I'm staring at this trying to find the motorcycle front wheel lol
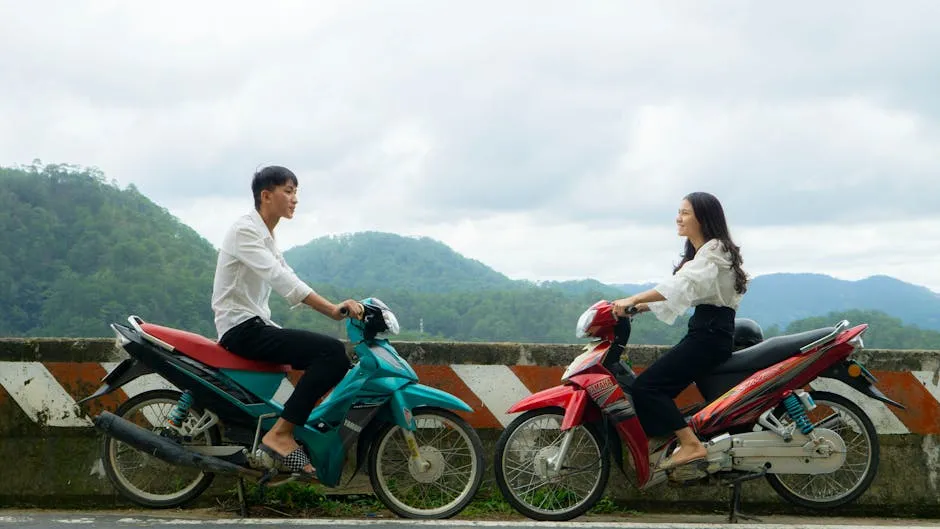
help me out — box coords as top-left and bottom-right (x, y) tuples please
(368, 407), (485, 519)
(494, 407), (610, 521)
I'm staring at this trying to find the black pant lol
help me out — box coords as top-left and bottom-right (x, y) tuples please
(632, 305), (735, 437)
(219, 317), (351, 426)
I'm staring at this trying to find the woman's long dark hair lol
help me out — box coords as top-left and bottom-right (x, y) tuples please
(674, 192), (748, 294)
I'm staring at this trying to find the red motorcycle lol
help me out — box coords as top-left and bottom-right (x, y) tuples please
(493, 301), (904, 522)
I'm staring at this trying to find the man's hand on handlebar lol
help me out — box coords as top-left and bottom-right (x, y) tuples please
(336, 299), (365, 320)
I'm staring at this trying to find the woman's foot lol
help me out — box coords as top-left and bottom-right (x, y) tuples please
(673, 443), (708, 464)
(659, 426), (708, 470)
(660, 443), (708, 469)
(261, 430), (315, 474)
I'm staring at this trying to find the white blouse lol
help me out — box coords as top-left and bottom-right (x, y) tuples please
(647, 239), (744, 325)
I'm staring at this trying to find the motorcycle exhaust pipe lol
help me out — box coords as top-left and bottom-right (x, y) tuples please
(94, 411), (264, 479)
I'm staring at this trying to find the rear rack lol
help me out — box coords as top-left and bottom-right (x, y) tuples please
(799, 319), (850, 353)
(127, 315), (176, 352)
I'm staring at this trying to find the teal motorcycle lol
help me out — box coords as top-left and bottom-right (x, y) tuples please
(79, 298), (485, 518)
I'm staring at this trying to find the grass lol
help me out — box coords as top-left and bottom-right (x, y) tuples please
(218, 480), (644, 519)
(456, 485), (519, 519)
(218, 482), (385, 518)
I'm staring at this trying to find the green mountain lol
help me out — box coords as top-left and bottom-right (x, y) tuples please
(772, 309), (940, 350)
(3, 163), (940, 350)
(285, 233), (940, 333)
(739, 273), (940, 331)
(533, 279), (635, 299)
(283, 232), (515, 293)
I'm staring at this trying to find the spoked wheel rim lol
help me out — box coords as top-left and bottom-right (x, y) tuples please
(500, 412), (605, 516)
(772, 396), (875, 503)
(107, 395), (214, 503)
(373, 411), (481, 517)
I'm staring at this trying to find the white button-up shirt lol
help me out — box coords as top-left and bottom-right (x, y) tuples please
(211, 209), (314, 340)
(648, 239), (745, 325)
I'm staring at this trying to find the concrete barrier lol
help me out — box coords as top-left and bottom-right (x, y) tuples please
(1, 337), (939, 514)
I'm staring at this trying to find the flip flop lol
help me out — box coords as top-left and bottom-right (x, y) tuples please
(666, 458), (710, 483)
(657, 454), (707, 471)
(258, 443), (317, 479)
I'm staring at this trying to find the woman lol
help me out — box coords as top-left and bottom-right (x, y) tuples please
(613, 192), (748, 470)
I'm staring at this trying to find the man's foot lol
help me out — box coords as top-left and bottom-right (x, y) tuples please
(261, 431), (315, 474)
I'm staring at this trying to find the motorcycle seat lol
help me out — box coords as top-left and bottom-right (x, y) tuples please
(711, 327), (835, 374)
(140, 322), (292, 373)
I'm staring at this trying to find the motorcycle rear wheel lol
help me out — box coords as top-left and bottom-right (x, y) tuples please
(101, 389), (222, 508)
(765, 390), (880, 509)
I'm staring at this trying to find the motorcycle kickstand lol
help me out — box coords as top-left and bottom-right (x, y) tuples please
(727, 470), (766, 524)
(236, 478), (249, 518)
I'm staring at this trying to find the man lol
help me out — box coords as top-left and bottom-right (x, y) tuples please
(212, 165), (364, 477)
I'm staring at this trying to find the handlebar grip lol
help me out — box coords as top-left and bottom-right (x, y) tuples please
(339, 307), (349, 316)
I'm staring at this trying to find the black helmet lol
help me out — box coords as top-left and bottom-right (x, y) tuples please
(733, 318), (764, 350)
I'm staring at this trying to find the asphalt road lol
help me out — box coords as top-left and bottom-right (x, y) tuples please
(2, 512), (940, 529)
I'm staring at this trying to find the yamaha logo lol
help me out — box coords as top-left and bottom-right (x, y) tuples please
(587, 378), (614, 393)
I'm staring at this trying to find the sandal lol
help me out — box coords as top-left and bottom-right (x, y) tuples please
(657, 454), (706, 471)
(666, 458), (709, 483)
(258, 443), (317, 479)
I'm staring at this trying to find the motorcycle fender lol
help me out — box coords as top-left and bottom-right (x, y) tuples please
(506, 385), (593, 431)
(76, 359), (154, 405)
(386, 383), (473, 430)
(398, 383), (473, 412)
(506, 385), (576, 414)
(561, 389), (589, 430)
(824, 361), (906, 409)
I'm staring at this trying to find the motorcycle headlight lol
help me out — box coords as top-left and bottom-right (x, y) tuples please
(576, 307), (598, 338)
(382, 308), (400, 335)
(365, 297), (400, 336)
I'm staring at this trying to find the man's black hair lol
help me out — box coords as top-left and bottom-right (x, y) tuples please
(251, 166), (298, 210)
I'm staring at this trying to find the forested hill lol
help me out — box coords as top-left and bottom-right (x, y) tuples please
(283, 232), (516, 293)
(0, 164), (219, 337)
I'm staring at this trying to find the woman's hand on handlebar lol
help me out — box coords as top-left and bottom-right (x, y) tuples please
(612, 297), (647, 318)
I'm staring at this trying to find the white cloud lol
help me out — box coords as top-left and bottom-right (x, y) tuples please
(4, 0), (940, 293)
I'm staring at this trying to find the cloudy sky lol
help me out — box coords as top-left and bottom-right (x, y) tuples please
(3, 1), (940, 291)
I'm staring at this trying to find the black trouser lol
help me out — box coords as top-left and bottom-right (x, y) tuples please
(632, 305), (735, 437)
(219, 316), (351, 426)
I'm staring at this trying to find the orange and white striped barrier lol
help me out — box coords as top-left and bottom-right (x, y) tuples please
(1, 361), (938, 434)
